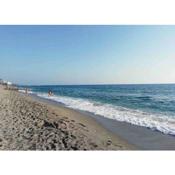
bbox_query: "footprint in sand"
[78,123,86,128]
[106,140,112,146]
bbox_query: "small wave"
[35,92,175,136]
[136,96,151,100]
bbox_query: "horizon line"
[18,82,175,86]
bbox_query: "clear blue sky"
[0,25,175,85]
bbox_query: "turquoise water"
[19,84,175,135]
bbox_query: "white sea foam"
[35,92,175,135]
[18,89,26,93]
[18,89,33,94]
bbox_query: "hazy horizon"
[0,25,175,85]
[16,83,175,86]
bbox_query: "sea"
[19,84,175,136]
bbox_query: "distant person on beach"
[48,90,53,96]
[25,88,28,94]
[6,84,9,90]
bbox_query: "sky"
[0,25,175,85]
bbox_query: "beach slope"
[0,85,134,150]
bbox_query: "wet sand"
[0,85,134,150]
[89,114,175,150]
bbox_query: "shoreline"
[31,92,175,150]
[0,85,134,150]
[1,84,175,150]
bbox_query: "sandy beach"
[0,85,134,150]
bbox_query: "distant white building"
[0,79,13,86]
[7,81,12,85]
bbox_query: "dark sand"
[89,114,175,150]
[0,85,134,150]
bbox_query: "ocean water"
[19,84,175,135]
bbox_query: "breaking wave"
[34,92,175,136]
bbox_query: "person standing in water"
[48,90,53,96]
